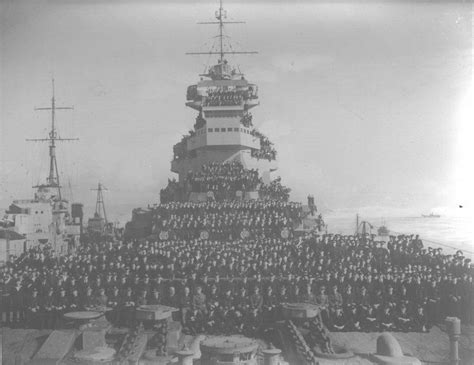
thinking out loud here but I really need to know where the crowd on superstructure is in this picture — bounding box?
[250,129,277,161]
[187,161,260,193]
[154,200,301,240]
[161,161,287,203]
[204,88,245,107]
[172,115,277,163]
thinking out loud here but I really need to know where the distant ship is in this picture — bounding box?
[377,219,390,236]
[86,182,116,240]
[422,213,441,218]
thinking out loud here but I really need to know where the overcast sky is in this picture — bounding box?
[1,0,472,220]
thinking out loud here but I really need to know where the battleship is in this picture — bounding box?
[2,1,473,365]
[0,79,82,262]
[124,3,320,242]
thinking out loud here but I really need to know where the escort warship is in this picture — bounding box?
[86,182,119,240]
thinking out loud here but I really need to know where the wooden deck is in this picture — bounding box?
[2,324,473,365]
[327,325,474,365]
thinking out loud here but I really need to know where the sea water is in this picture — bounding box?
[324,209,474,259]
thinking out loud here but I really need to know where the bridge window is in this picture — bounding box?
[234,127,239,132]
[227,128,232,132]
[208,128,213,132]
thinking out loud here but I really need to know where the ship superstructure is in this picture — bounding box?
[169,0,278,202]
[1,80,82,258]
[127,1,321,242]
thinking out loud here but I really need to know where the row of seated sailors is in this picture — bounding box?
[8,282,429,334]
[152,228,295,242]
[187,182,260,194]
[155,199,302,214]
[154,201,303,230]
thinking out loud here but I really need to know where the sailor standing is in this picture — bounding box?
[26,288,41,329]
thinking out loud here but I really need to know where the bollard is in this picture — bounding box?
[371,333,421,365]
[445,317,461,365]
[175,349,194,365]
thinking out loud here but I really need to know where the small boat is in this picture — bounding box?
[422,213,440,218]
[377,219,389,236]
[377,225,389,236]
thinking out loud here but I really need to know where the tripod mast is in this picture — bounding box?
[91,183,108,225]
[26,79,78,200]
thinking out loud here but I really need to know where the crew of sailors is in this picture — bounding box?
[204,88,244,107]
[187,161,260,194]
[160,178,182,204]
[162,162,291,203]
[194,112,206,130]
[1,232,472,334]
[241,112,253,128]
[260,177,291,202]
[154,199,303,240]
[251,129,277,161]
[173,130,195,161]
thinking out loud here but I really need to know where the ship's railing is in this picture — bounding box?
[12,199,38,204]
